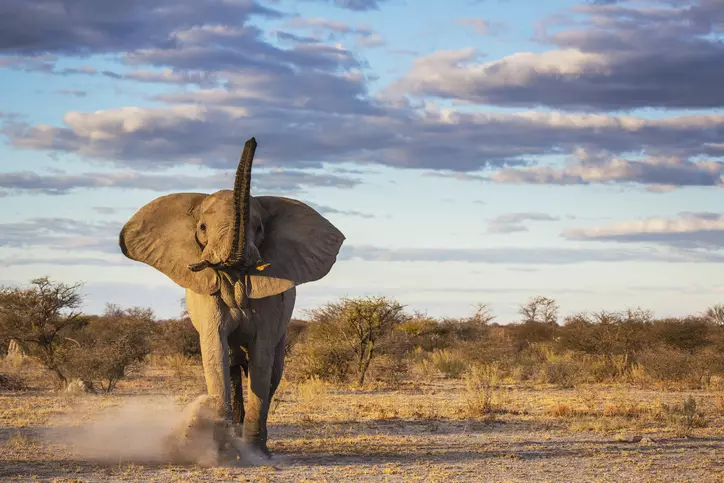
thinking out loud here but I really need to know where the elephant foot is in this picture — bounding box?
[232,439,273,464]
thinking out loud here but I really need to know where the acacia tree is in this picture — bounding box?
[307,296,408,385]
[519,296,559,325]
[0,277,84,387]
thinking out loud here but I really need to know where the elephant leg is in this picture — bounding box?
[230,365,245,426]
[186,289,233,420]
[228,328,248,427]
[242,343,274,456]
[269,333,286,401]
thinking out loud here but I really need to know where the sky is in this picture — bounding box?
[0,0,723,323]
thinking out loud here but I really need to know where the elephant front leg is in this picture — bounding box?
[242,344,274,457]
[186,290,233,420]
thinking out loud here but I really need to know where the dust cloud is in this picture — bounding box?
[43,395,269,467]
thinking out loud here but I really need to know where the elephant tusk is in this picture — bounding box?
[255,262,270,271]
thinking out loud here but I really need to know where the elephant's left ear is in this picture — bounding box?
[247,196,345,299]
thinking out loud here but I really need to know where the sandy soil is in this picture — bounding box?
[1,365,723,482]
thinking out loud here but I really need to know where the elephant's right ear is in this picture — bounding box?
[119,193,220,295]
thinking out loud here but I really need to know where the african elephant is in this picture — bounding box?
[118,138,345,457]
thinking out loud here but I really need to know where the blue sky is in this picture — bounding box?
[1,0,723,322]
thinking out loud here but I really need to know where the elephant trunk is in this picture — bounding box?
[225,137,256,267]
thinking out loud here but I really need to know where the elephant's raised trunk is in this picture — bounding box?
[188,137,262,275]
[224,137,256,267]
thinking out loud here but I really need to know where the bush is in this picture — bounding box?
[294,296,408,385]
[60,307,154,392]
[151,317,201,358]
[0,372,26,391]
[0,277,85,387]
[285,319,308,355]
[430,349,467,379]
[635,346,694,387]
[288,317,355,383]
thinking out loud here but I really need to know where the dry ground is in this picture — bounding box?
[1,358,723,482]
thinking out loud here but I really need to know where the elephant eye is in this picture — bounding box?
[199,223,206,232]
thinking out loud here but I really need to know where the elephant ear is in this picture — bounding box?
[119,193,220,295]
[247,196,345,299]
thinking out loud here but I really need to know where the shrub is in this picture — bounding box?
[430,349,467,379]
[635,346,694,387]
[60,307,154,392]
[365,353,410,387]
[289,321,355,383]
[0,372,26,391]
[285,319,308,355]
[463,368,495,418]
[0,277,85,387]
[151,317,201,358]
[296,296,408,385]
[650,317,711,353]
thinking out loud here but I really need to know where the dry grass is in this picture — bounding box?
[1,357,723,482]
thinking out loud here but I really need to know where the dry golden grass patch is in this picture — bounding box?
[2,358,724,482]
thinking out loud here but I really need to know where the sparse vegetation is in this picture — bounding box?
[1,278,723,480]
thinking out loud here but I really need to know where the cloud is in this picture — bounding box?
[563,212,724,250]
[56,89,87,97]
[339,245,724,264]
[304,202,375,218]
[0,0,281,55]
[391,0,724,110]
[0,256,128,267]
[93,206,130,215]
[280,18,385,47]
[0,2,369,117]
[0,169,360,195]
[302,0,390,11]
[0,218,121,253]
[490,148,724,190]
[7,105,724,174]
[487,212,559,233]
[457,18,506,36]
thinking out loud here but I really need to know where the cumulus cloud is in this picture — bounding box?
[0,169,360,195]
[488,212,560,233]
[490,148,724,190]
[391,0,724,110]
[563,212,724,250]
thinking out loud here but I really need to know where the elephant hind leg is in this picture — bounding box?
[269,333,286,401]
[230,365,245,427]
[228,329,248,427]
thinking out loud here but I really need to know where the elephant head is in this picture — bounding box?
[118,137,345,303]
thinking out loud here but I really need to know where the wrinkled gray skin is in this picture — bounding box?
[118,143,345,457]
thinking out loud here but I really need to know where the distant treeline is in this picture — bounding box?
[1,278,723,392]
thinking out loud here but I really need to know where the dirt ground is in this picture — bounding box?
[1,362,723,482]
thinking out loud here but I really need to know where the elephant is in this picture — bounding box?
[118,137,345,457]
